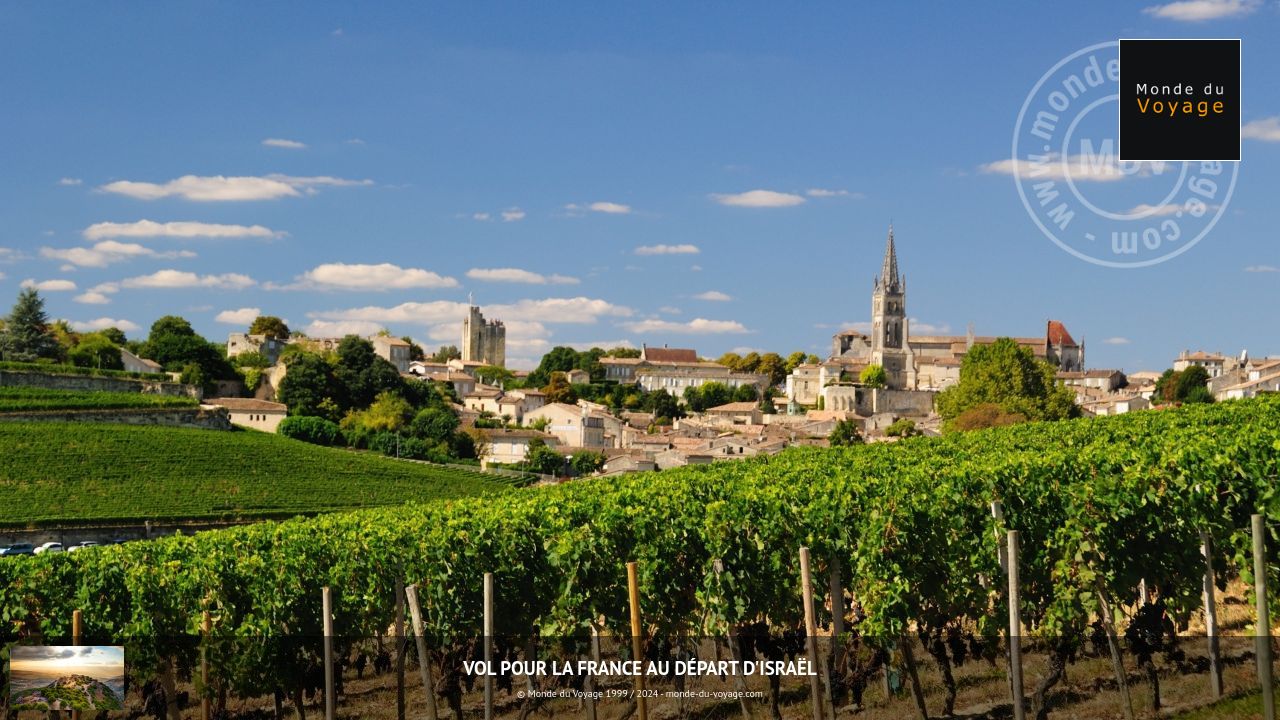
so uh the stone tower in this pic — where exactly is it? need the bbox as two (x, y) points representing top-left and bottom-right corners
(869, 225), (914, 390)
(461, 304), (506, 367)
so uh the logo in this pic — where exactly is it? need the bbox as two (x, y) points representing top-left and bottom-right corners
(1011, 41), (1238, 268)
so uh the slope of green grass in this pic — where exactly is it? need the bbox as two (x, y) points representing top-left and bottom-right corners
(0, 422), (512, 527)
(0, 386), (198, 412)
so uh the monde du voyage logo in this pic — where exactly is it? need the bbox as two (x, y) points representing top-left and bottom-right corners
(1011, 40), (1240, 268)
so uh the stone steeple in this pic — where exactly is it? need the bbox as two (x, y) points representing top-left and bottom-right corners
(876, 224), (902, 293)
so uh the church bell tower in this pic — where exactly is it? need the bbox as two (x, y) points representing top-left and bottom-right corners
(869, 225), (913, 389)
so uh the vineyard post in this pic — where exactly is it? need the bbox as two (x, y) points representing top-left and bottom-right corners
(798, 547), (825, 720)
(1006, 530), (1025, 720)
(713, 558), (754, 720)
(1201, 531), (1222, 699)
(395, 579), (407, 720)
(1094, 581), (1135, 720)
(626, 561), (649, 720)
(484, 572), (495, 720)
(1253, 514), (1275, 720)
(992, 501), (1015, 704)
(826, 557), (842, 718)
(323, 586), (335, 720)
(584, 623), (599, 720)
(72, 609), (82, 720)
(404, 584), (440, 720)
(899, 635), (928, 720)
(201, 609), (211, 720)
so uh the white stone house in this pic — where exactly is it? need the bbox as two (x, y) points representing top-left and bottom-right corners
(523, 403), (609, 449)
(479, 429), (558, 466)
(119, 348), (163, 374)
(371, 336), (412, 373)
(208, 397), (289, 432)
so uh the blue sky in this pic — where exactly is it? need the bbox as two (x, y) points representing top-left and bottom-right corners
(1, 1), (1276, 370)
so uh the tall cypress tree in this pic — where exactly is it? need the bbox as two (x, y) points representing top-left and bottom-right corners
(1, 288), (60, 362)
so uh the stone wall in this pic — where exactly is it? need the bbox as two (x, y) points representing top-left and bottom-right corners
(0, 369), (200, 398)
(869, 388), (936, 416)
(0, 518), (262, 548)
(0, 405), (231, 430)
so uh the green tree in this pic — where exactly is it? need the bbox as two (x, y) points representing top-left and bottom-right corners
(1175, 365), (1213, 403)
(785, 351), (808, 374)
(684, 381), (733, 412)
(860, 364), (887, 389)
(230, 350), (270, 369)
(0, 288), (60, 362)
(949, 403), (1027, 431)
(884, 418), (920, 437)
(828, 418), (864, 446)
(428, 345), (461, 363)
(401, 336), (425, 362)
(543, 371), (578, 404)
(335, 335), (404, 408)
(278, 352), (344, 420)
(646, 389), (685, 422)
(475, 365), (515, 387)
(99, 327), (128, 346)
(570, 450), (606, 476)
(524, 438), (565, 476)
(935, 338), (1079, 431)
(410, 406), (460, 443)
(757, 352), (787, 386)
(67, 332), (124, 370)
(528, 346), (579, 387)
(355, 391), (415, 432)
(142, 315), (236, 388)
(248, 315), (290, 339)
(733, 384), (759, 402)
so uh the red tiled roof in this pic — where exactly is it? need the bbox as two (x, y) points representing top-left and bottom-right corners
(641, 346), (699, 363)
(1047, 320), (1076, 347)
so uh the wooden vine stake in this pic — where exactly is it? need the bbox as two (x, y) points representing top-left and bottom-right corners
(798, 547), (824, 720)
(1254, 514), (1276, 720)
(395, 580), (407, 720)
(627, 561), (649, 720)
(1006, 530), (1025, 720)
(323, 586), (335, 720)
(484, 572), (495, 720)
(201, 609), (212, 720)
(1201, 531), (1222, 699)
(72, 610), (83, 720)
(825, 558), (841, 719)
(714, 559), (754, 720)
(404, 584), (440, 720)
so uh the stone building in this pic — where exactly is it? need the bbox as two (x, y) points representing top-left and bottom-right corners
(461, 303), (506, 367)
(793, 225), (1087, 399)
(208, 397), (288, 433)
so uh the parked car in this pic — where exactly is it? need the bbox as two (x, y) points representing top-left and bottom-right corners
(0, 542), (35, 556)
(34, 542), (64, 555)
(68, 541), (100, 553)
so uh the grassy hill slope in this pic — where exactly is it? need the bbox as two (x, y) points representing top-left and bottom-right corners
(0, 386), (197, 412)
(0, 422), (511, 527)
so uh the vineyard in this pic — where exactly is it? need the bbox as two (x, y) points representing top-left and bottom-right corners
(0, 360), (168, 381)
(0, 423), (512, 527)
(0, 386), (198, 412)
(3, 397), (1280, 719)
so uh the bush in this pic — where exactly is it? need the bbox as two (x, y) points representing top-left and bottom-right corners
(885, 418), (920, 438)
(278, 416), (345, 447)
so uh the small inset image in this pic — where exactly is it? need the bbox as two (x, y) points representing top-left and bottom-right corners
(7, 645), (125, 714)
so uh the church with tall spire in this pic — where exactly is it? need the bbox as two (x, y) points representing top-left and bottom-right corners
(869, 225), (916, 389)
(795, 224), (1084, 406)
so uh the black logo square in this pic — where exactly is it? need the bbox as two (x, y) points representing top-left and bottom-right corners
(1119, 39), (1240, 161)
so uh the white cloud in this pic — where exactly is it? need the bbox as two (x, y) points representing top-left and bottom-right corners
(262, 138), (307, 149)
(980, 154), (1171, 183)
(345, 138), (366, 145)
(69, 317), (140, 333)
(1126, 202), (1221, 217)
(589, 201), (632, 215)
(621, 318), (749, 335)
(20, 278), (77, 292)
(310, 297), (631, 327)
(303, 319), (385, 337)
(215, 307), (263, 325)
(1242, 117), (1280, 142)
(122, 270), (255, 290)
(73, 291), (111, 305)
(635, 244), (700, 256)
(658, 306), (682, 315)
(279, 263), (459, 291)
(84, 220), (282, 241)
(1103, 337), (1132, 345)
(0, 271), (5, 280)
(59, 177), (82, 186)
(566, 339), (635, 351)
(694, 290), (733, 302)
(501, 207), (526, 222)
(805, 188), (864, 199)
(711, 189), (806, 208)
(99, 174), (372, 201)
(1245, 265), (1279, 273)
(472, 212), (492, 221)
(41, 241), (197, 268)
(1143, 0), (1259, 21)
(466, 268), (579, 285)
(841, 318), (951, 335)
(0, 247), (25, 263)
